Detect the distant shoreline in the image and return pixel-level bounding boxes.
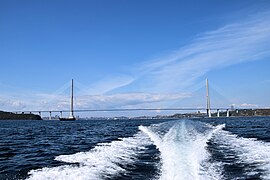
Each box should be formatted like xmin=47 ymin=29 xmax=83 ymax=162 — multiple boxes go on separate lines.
xmin=0 ymin=111 xmax=42 ymax=120
xmin=1 ymin=109 xmax=269 ymax=121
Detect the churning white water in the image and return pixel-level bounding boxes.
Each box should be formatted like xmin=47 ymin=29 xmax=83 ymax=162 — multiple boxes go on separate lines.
xmin=212 ymin=129 xmax=270 ymax=179
xmin=27 ymin=132 xmax=152 ymax=180
xmin=27 ymin=119 xmax=270 ymax=180
xmin=139 ymin=120 xmax=225 ymax=180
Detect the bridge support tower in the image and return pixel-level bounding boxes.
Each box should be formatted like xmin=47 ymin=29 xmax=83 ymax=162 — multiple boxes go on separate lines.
xmin=226 ymin=109 xmax=229 ymax=117
xmin=206 ymin=79 xmax=211 ymax=117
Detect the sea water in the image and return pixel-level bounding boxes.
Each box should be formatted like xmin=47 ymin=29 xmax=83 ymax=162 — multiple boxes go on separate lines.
xmin=0 ymin=117 xmax=270 ymax=179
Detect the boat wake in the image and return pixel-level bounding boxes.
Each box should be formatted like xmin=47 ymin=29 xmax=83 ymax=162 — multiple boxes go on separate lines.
xmin=27 ymin=132 xmax=153 ymax=180
xmin=27 ymin=119 xmax=270 ymax=180
xmin=139 ymin=120 xmax=225 ymax=180
xmin=212 ymin=128 xmax=270 ymax=179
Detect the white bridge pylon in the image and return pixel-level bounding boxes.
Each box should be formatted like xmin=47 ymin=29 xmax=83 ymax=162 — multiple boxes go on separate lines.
xmin=206 ymin=78 xmax=230 ymax=118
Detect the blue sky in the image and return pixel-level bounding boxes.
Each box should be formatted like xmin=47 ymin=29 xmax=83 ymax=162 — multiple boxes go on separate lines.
xmin=0 ymin=0 xmax=270 ymax=114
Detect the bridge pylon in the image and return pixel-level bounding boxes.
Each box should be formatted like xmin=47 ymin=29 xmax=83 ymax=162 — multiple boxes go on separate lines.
xmin=206 ymin=78 xmax=211 ymax=117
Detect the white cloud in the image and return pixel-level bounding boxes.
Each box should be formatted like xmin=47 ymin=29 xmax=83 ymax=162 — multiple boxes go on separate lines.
xmin=74 ymin=93 xmax=191 ymax=109
xmin=81 ymin=76 xmax=135 ymax=95
xmin=125 ymin=12 xmax=270 ymax=93
xmin=0 ymin=96 xmax=26 ymax=110
xmin=0 ymin=92 xmax=190 ymax=112
xmin=230 ymin=103 xmax=259 ymax=109
xmin=239 ymin=103 xmax=258 ymax=108
xmin=1 ymin=12 xmax=270 ymax=112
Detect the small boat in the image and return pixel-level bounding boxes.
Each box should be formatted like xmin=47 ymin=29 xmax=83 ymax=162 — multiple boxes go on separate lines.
xmin=59 ymin=79 xmax=76 ymax=121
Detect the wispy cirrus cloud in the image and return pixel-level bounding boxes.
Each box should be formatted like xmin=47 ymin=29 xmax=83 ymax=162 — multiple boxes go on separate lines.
xmin=79 ymin=75 xmax=135 ymax=95
xmin=74 ymin=93 xmax=190 ymax=110
xmin=121 ymin=12 xmax=270 ymax=93
xmin=1 ymin=12 xmax=270 ymax=112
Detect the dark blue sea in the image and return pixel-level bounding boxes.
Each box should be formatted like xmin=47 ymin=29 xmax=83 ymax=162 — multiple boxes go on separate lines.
xmin=1 ymin=117 xmax=270 ymax=180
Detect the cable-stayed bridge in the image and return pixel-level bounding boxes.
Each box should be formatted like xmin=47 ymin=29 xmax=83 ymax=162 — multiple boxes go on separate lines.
xmin=12 ymin=79 xmax=235 ymax=119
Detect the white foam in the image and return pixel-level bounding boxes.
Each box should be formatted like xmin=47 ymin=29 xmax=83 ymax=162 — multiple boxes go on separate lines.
xmin=27 ymin=132 xmax=152 ymax=180
xmin=139 ymin=120 xmax=225 ymax=180
xmin=213 ymin=130 xmax=270 ymax=179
